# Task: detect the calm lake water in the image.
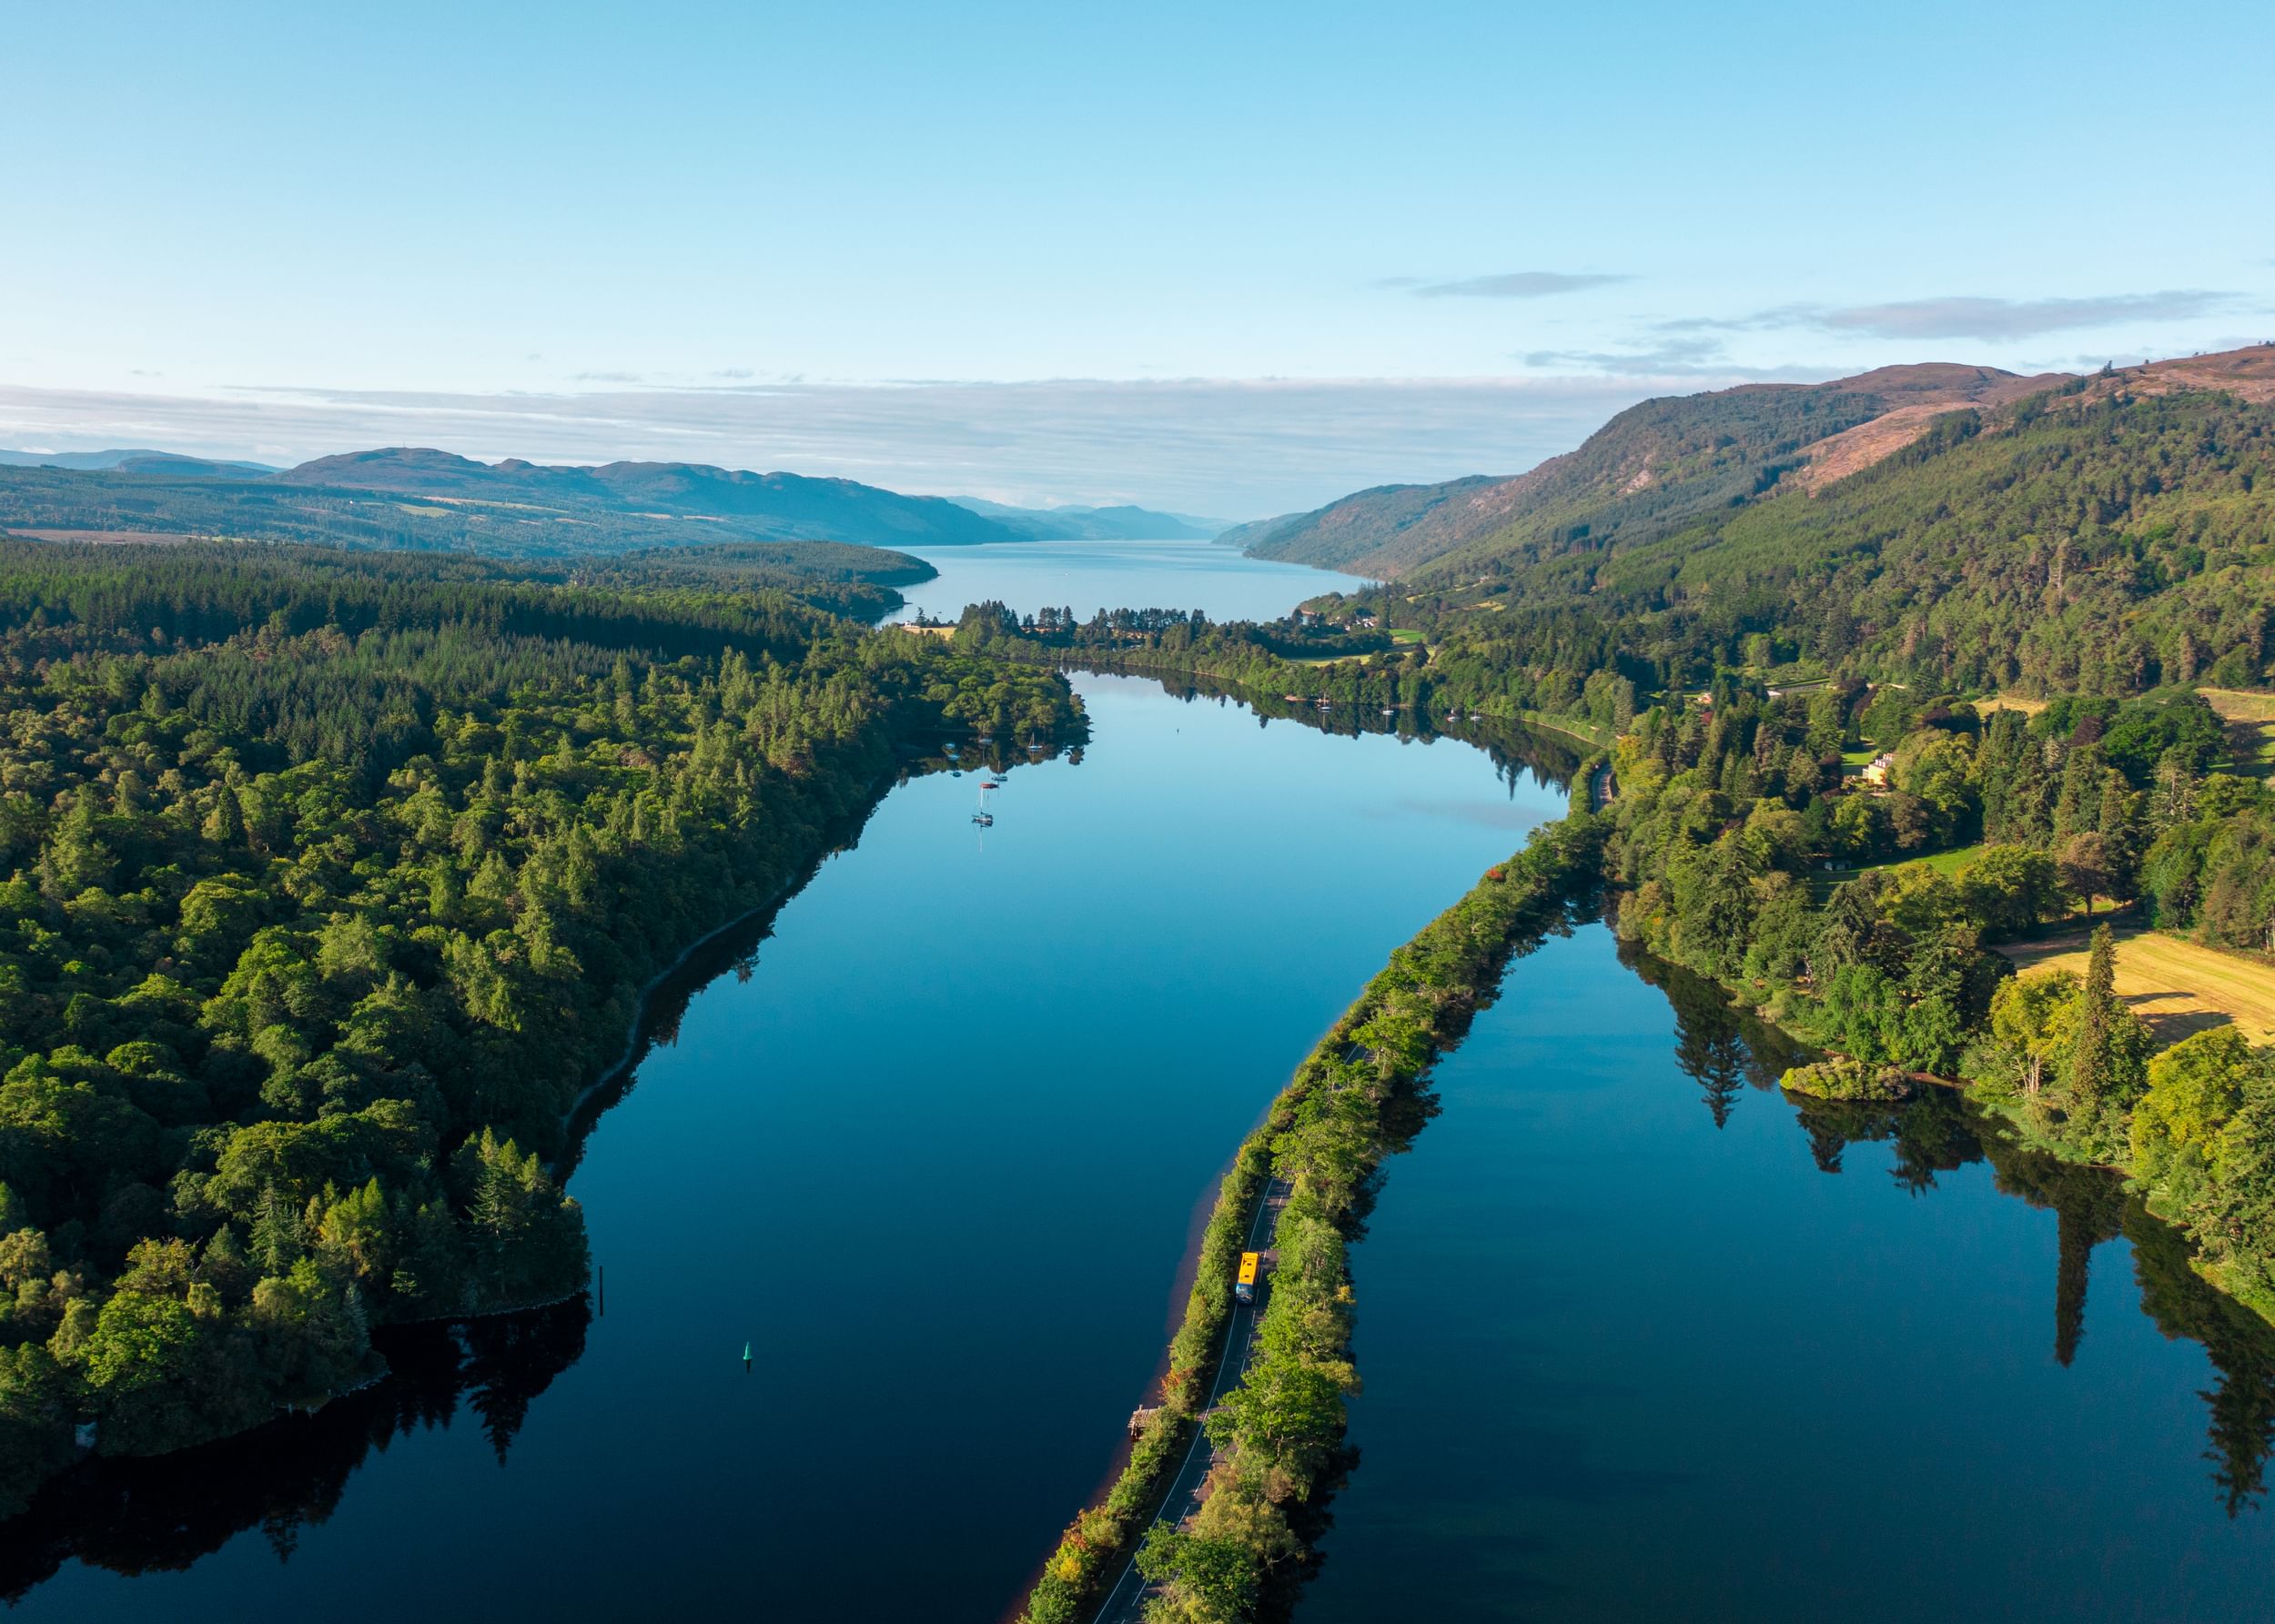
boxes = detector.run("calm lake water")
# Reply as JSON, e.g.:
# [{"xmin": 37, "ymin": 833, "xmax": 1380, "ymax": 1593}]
[
  {"xmin": 1, "ymin": 545, "xmax": 1549, "ymax": 1618},
  {"xmin": 10, "ymin": 540, "xmax": 2275, "ymax": 1620},
  {"xmin": 888, "ymin": 535, "xmax": 1372, "ymax": 625},
  {"xmin": 1303, "ymin": 928, "xmax": 2275, "ymax": 1623}
]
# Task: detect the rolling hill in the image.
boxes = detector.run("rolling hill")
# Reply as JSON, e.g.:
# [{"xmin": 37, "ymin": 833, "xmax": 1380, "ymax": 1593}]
[
  {"xmin": 271, "ymin": 448, "xmax": 1019, "ymax": 547},
  {"xmin": 945, "ymin": 495, "xmax": 1224, "ymax": 540},
  {"xmin": 1359, "ymin": 344, "xmax": 2275, "ymax": 701},
  {"xmin": 1236, "ymin": 362, "xmax": 2070, "ymax": 580},
  {"xmin": 0, "ymin": 446, "xmax": 1222, "ymax": 561},
  {"xmin": 0, "ymin": 448, "xmax": 278, "ymax": 477}
]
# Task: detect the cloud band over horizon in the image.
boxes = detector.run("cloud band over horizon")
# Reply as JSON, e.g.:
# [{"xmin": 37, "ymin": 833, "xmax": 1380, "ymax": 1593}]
[{"xmin": 0, "ymin": 375, "xmax": 1688, "ymax": 519}]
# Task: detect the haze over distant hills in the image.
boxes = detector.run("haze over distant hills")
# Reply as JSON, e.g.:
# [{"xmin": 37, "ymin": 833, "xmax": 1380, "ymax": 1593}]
[
  {"xmin": 0, "ymin": 444, "xmax": 1227, "ymax": 558},
  {"xmin": 945, "ymin": 495, "xmax": 1225, "ymax": 540},
  {"xmin": 0, "ymin": 448, "xmax": 278, "ymax": 478}
]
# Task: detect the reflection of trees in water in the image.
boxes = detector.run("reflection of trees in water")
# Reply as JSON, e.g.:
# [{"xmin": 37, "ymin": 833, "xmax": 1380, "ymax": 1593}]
[
  {"xmin": 1620, "ymin": 946, "xmax": 1804, "ymax": 1130},
  {"xmin": 1983, "ymin": 1144, "xmax": 2130, "ymax": 1370},
  {"xmin": 0, "ymin": 1296, "xmax": 591, "ymax": 1602},
  {"xmin": 1143, "ymin": 673, "xmax": 1583, "ymax": 798},
  {"xmin": 2123, "ymin": 1198, "xmax": 2275, "ymax": 1517},
  {"xmin": 1811, "ymin": 1082, "xmax": 2275, "ymax": 1514},
  {"xmin": 1622, "ymin": 940, "xmax": 2275, "ymax": 1517}
]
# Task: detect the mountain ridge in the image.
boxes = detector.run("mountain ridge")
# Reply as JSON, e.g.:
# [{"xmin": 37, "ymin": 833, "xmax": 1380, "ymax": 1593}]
[
  {"xmin": 1237, "ymin": 359, "xmax": 2084, "ymax": 580},
  {"xmin": 944, "ymin": 495, "xmax": 1225, "ymax": 540}
]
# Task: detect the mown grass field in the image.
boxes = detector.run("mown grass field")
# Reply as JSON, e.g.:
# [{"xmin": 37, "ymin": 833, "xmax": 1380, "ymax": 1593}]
[
  {"xmin": 1999, "ymin": 923, "xmax": 2275, "ymax": 1046},
  {"xmin": 2202, "ymin": 686, "xmax": 2275, "ymax": 778},
  {"xmin": 1811, "ymin": 841, "xmax": 1983, "ymax": 900}
]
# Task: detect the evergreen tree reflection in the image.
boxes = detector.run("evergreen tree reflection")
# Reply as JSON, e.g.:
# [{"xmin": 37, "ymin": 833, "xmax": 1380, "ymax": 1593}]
[
  {"xmin": 1623, "ymin": 939, "xmax": 2275, "ymax": 1516},
  {"xmin": 0, "ymin": 1295, "xmax": 591, "ymax": 1602}
]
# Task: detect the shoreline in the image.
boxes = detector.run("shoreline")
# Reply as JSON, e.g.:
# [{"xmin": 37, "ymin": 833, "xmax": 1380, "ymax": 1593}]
[
  {"xmin": 5, "ymin": 732, "xmax": 1003, "ymax": 1519},
  {"xmin": 1633, "ymin": 914, "xmax": 2275, "ymax": 1331},
  {"xmin": 1013, "ymin": 812, "xmax": 1604, "ymax": 1624}
]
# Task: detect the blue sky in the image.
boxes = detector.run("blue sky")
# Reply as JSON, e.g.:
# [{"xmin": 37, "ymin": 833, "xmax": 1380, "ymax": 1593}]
[{"xmin": 4, "ymin": 0, "xmax": 2270, "ymax": 514}]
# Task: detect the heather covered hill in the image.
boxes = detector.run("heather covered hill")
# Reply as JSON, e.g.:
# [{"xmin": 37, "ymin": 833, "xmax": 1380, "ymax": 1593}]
[
  {"xmin": 1376, "ymin": 348, "xmax": 2275, "ymax": 700},
  {"xmin": 1238, "ymin": 362, "xmax": 2070, "ymax": 580}
]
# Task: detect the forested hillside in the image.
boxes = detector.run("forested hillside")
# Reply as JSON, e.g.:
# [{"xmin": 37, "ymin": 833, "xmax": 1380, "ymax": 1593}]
[
  {"xmin": 0, "ymin": 446, "xmax": 1223, "ymax": 564},
  {"xmin": 1377, "ymin": 365, "xmax": 2275, "ymax": 705},
  {"xmin": 0, "ymin": 460, "xmax": 976, "ymax": 585},
  {"xmin": 274, "ymin": 449, "xmax": 1020, "ymax": 547},
  {"xmin": 1234, "ymin": 362, "xmax": 2059, "ymax": 579},
  {"xmin": 0, "ymin": 541, "xmax": 1077, "ymax": 1513}
]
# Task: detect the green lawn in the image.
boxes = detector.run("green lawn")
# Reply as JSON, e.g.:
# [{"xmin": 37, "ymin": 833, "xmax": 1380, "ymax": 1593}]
[
  {"xmin": 1389, "ymin": 628, "xmax": 1424, "ymax": 645},
  {"xmin": 1810, "ymin": 841, "xmax": 1983, "ymax": 900}
]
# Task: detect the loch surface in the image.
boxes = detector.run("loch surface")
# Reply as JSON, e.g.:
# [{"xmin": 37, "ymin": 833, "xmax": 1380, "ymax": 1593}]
[
  {"xmin": 1300, "ymin": 925, "xmax": 2275, "ymax": 1623},
  {"xmin": 889, "ymin": 535, "xmax": 1372, "ymax": 626},
  {"xmin": 1, "ymin": 540, "xmax": 1558, "ymax": 1619}
]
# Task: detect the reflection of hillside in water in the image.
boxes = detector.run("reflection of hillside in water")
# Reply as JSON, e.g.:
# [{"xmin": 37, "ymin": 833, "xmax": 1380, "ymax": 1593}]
[
  {"xmin": 0, "ymin": 1296, "xmax": 591, "ymax": 1600},
  {"xmin": 1143, "ymin": 670, "xmax": 1586, "ymax": 799},
  {"xmin": 1623, "ymin": 942, "xmax": 2275, "ymax": 1519}
]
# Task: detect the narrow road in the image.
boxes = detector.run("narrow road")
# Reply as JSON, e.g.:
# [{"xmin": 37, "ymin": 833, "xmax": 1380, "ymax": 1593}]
[{"xmin": 1090, "ymin": 1175, "xmax": 1292, "ymax": 1624}]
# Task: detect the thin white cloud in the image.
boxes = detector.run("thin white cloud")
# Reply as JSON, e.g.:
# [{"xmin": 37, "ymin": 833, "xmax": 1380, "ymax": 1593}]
[
  {"xmin": 1821, "ymin": 290, "xmax": 2247, "ymax": 340},
  {"xmin": 1649, "ymin": 291, "xmax": 2252, "ymax": 345},
  {"xmin": 1521, "ymin": 336, "xmax": 1779, "ymax": 378},
  {"xmin": 1406, "ymin": 271, "xmax": 1631, "ymax": 299}
]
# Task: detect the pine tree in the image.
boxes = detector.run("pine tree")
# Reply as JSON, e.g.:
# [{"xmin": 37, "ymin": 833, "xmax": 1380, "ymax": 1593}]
[{"xmin": 251, "ymin": 1183, "xmax": 303, "ymax": 1276}]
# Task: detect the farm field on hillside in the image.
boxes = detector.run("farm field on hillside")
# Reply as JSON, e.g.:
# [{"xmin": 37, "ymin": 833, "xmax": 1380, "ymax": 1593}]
[{"xmin": 1999, "ymin": 924, "xmax": 2275, "ymax": 1046}]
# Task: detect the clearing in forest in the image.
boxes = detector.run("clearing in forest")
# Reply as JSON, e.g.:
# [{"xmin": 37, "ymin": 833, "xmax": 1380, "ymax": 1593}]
[
  {"xmin": 1998, "ymin": 923, "xmax": 2275, "ymax": 1047},
  {"xmin": 2200, "ymin": 687, "xmax": 2275, "ymax": 778}
]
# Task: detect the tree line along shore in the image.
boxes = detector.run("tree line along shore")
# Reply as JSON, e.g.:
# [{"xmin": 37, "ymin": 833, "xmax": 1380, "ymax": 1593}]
[{"xmin": 0, "ymin": 540, "xmax": 1082, "ymax": 1516}]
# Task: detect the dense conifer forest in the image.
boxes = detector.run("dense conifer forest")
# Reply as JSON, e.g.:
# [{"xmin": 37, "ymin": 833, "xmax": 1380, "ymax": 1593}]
[{"xmin": 0, "ymin": 540, "xmax": 1077, "ymax": 1512}]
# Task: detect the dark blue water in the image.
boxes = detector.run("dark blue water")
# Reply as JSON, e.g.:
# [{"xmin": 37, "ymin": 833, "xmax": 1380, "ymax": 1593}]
[
  {"xmin": 3, "ymin": 669, "xmax": 1563, "ymax": 1619},
  {"xmin": 1303, "ymin": 927, "xmax": 2275, "ymax": 1623}
]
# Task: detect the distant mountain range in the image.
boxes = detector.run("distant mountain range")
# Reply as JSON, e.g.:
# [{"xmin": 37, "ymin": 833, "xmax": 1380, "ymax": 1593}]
[
  {"xmin": 0, "ymin": 448, "xmax": 278, "ymax": 477},
  {"xmin": 0, "ymin": 445, "xmax": 1223, "ymax": 557},
  {"xmin": 945, "ymin": 496, "xmax": 1225, "ymax": 540},
  {"xmin": 1223, "ymin": 361, "xmax": 2083, "ymax": 580}
]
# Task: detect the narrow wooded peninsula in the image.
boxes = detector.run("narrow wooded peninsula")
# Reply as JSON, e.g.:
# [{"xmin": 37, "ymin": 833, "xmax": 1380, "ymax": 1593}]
[
  {"xmin": 1017, "ymin": 812, "xmax": 1605, "ymax": 1623},
  {"xmin": 995, "ymin": 355, "xmax": 2275, "ymax": 1623},
  {"xmin": 0, "ymin": 541, "xmax": 1078, "ymax": 1514}
]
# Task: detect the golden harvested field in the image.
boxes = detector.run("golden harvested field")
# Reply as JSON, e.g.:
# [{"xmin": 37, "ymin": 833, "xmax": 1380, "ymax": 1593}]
[
  {"xmin": 2202, "ymin": 687, "xmax": 2275, "ymax": 777},
  {"xmin": 1999, "ymin": 924, "xmax": 2275, "ymax": 1046},
  {"xmin": 1975, "ymin": 693, "xmax": 2047, "ymax": 717},
  {"xmin": 2203, "ymin": 688, "xmax": 2275, "ymax": 722}
]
